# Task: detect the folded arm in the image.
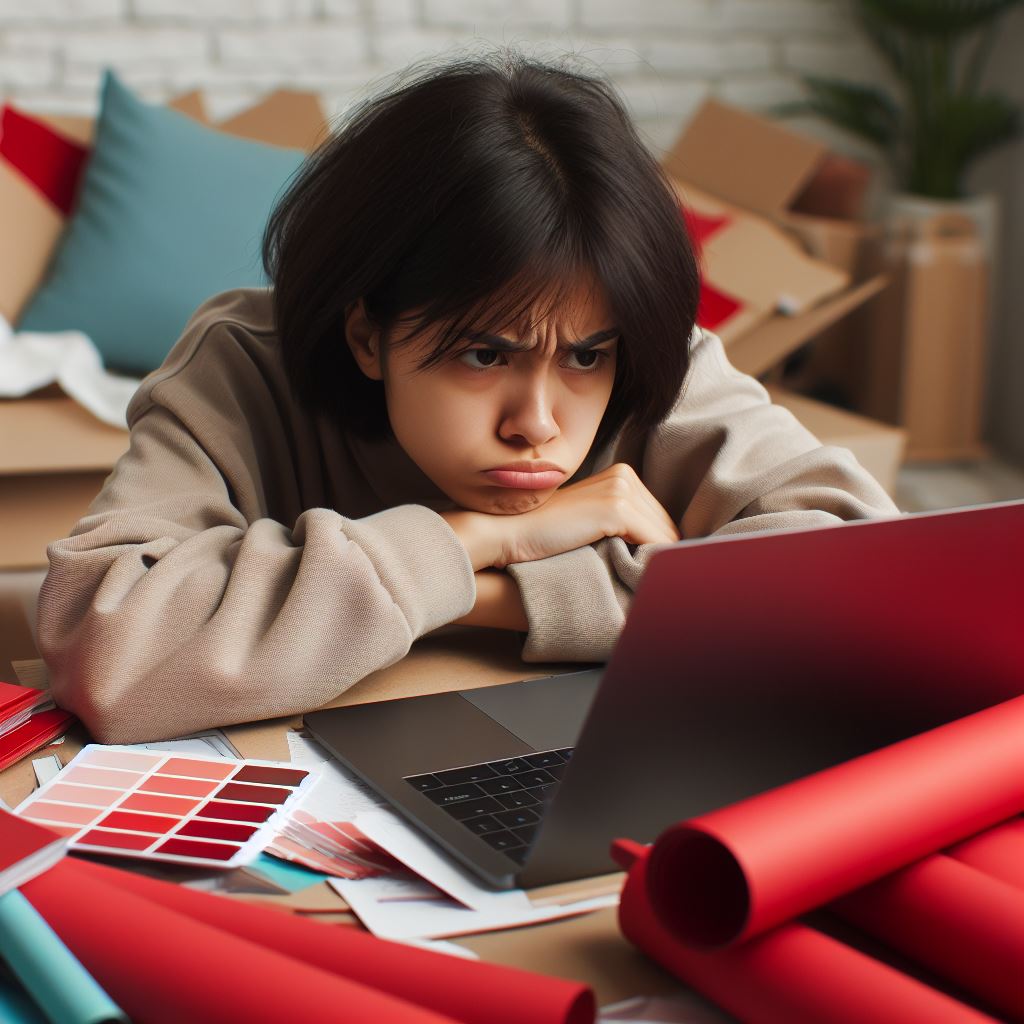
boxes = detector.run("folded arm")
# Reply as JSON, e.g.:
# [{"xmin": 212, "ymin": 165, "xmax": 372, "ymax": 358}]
[{"xmin": 37, "ymin": 405, "xmax": 476, "ymax": 743}]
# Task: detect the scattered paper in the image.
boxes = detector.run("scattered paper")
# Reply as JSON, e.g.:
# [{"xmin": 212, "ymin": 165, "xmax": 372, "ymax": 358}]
[
  {"xmin": 122, "ymin": 728, "xmax": 240, "ymax": 759},
  {"xmin": 599, "ymin": 994, "xmax": 735, "ymax": 1023},
  {"xmin": 11, "ymin": 660, "xmax": 50, "ymax": 691},
  {"xmin": 352, "ymin": 807, "xmax": 534, "ymax": 912},
  {"xmin": 31, "ymin": 755, "xmax": 62, "ymax": 787},
  {"xmin": 285, "ymin": 731, "xmax": 387, "ymax": 820},
  {"xmin": 265, "ymin": 731, "xmax": 398, "ymax": 879},
  {"xmin": 397, "ymin": 937, "xmax": 480, "ymax": 961},
  {"xmin": 330, "ymin": 870, "xmax": 617, "ymax": 941}
]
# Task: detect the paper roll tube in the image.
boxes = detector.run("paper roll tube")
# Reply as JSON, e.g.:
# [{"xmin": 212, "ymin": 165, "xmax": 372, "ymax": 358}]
[
  {"xmin": 0, "ymin": 889, "xmax": 127, "ymax": 1024},
  {"xmin": 52, "ymin": 857, "xmax": 596, "ymax": 1024},
  {"xmin": 829, "ymin": 852, "xmax": 1024, "ymax": 1022},
  {"xmin": 947, "ymin": 817, "xmax": 1024, "ymax": 891},
  {"xmin": 612, "ymin": 839, "xmax": 999, "ymax": 1024},
  {"xmin": 22, "ymin": 864, "xmax": 462, "ymax": 1024},
  {"xmin": 644, "ymin": 695, "xmax": 1024, "ymax": 948}
]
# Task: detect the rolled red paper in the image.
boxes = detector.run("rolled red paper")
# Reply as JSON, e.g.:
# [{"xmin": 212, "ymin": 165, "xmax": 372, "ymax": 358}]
[
  {"xmin": 22, "ymin": 863, "xmax": 460, "ymax": 1024},
  {"xmin": 612, "ymin": 839, "xmax": 998, "ymax": 1024},
  {"xmin": 644, "ymin": 695, "xmax": 1024, "ymax": 948},
  {"xmin": 832, "ymin": 853, "xmax": 1024, "ymax": 1022},
  {"xmin": 947, "ymin": 817, "xmax": 1024, "ymax": 891},
  {"xmin": 43, "ymin": 857, "xmax": 595, "ymax": 1024}
]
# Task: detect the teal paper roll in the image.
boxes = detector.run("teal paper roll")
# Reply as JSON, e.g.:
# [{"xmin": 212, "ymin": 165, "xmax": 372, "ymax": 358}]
[
  {"xmin": 0, "ymin": 978, "xmax": 46, "ymax": 1024},
  {"xmin": 0, "ymin": 890, "xmax": 127, "ymax": 1024}
]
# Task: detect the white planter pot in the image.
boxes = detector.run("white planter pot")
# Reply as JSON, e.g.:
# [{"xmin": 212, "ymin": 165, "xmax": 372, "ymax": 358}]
[{"xmin": 886, "ymin": 191, "xmax": 1000, "ymax": 269}]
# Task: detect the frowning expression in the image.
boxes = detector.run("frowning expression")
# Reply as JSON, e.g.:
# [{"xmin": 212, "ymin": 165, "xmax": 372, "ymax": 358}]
[{"xmin": 346, "ymin": 275, "xmax": 619, "ymax": 514}]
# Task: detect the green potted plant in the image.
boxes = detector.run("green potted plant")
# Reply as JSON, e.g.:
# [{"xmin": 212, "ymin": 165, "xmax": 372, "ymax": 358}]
[{"xmin": 776, "ymin": 0, "xmax": 1022, "ymax": 261}]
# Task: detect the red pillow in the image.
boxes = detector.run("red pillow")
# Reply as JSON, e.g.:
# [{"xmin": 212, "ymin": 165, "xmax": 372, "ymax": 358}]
[{"xmin": 0, "ymin": 104, "xmax": 90, "ymax": 216}]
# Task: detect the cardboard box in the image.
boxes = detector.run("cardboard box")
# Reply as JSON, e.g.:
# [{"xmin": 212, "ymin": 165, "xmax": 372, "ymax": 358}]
[
  {"xmin": 662, "ymin": 98, "xmax": 902, "ymax": 494},
  {"xmin": 0, "ymin": 89, "xmax": 329, "ymax": 570},
  {"xmin": 662, "ymin": 98, "xmax": 889, "ymax": 380}
]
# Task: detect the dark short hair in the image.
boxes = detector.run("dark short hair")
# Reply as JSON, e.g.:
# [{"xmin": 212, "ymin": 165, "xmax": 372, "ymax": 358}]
[{"xmin": 261, "ymin": 47, "xmax": 701, "ymax": 455}]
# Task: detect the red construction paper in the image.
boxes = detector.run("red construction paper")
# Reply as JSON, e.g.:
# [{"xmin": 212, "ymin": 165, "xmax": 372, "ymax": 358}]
[
  {"xmin": 41, "ymin": 857, "xmax": 595, "ymax": 1024},
  {"xmin": 831, "ymin": 852, "xmax": 1024, "ymax": 1022},
  {"xmin": 680, "ymin": 205, "xmax": 731, "ymax": 247},
  {"xmin": 613, "ymin": 839, "xmax": 998, "ymax": 1024},
  {"xmin": 0, "ymin": 808, "xmax": 65, "ymax": 886},
  {"xmin": 0, "ymin": 679, "xmax": 49, "ymax": 724},
  {"xmin": 696, "ymin": 282, "xmax": 743, "ymax": 331},
  {"xmin": 947, "ymin": 817, "xmax": 1024, "ymax": 891},
  {"xmin": 22, "ymin": 862, "xmax": 461, "ymax": 1024},
  {"xmin": 643, "ymin": 695, "xmax": 1024, "ymax": 948},
  {"xmin": 0, "ymin": 104, "xmax": 89, "ymax": 215},
  {"xmin": 0, "ymin": 708, "xmax": 77, "ymax": 773}
]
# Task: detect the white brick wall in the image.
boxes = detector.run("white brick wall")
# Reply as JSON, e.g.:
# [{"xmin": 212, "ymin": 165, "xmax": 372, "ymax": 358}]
[
  {"xmin": 2, "ymin": 0, "xmax": 1023, "ymax": 458},
  {"xmin": 0, "ymin": 0, "xmax": 878, "ymax": 162}
]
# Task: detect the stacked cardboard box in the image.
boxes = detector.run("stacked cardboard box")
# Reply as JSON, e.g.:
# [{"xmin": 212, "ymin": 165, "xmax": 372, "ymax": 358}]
[
  {"xmin": 661, "ymin": 98, "xmax": 905, "ymax": 494},
  {"xmin": 0, "ymin": 94, "xmax": 904, "ymax": 571}
]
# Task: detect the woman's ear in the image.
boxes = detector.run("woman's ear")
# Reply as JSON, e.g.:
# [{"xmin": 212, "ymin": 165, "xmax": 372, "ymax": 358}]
[{"xmin": 344, "ymin": 298, "xmax": 384, "ymax": 381}]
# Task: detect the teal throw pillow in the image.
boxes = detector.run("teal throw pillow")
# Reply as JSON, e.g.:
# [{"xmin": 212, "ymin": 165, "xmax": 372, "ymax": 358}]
[{"xmin": 17, "ymin": 69, "xmax": 306, "ymax": 376}]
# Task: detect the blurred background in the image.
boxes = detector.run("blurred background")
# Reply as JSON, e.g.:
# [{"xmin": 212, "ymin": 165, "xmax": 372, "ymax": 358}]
[{"xmin": 2, "ymin": 0, "xmax": 1023, "ymax": 577}]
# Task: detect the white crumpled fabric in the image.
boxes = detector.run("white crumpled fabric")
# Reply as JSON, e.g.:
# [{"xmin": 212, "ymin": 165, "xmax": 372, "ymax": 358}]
[{"xmin": 0, "ymin": 311, "xmax": 139, "ymax": 430}]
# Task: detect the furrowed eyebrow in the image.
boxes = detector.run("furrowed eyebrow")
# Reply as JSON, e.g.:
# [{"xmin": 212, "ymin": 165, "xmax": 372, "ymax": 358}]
[{"xmin": 461, "ymin": 327, "xmax": 620, "ymax": 352}]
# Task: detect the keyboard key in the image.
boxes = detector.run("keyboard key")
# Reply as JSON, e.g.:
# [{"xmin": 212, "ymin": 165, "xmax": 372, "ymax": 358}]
[
  {"xmin": 510, "ymin": 769, "xmax": 555, "ymax": 789},
  {"xmin": 406, "ymin": 773, "xmax": 444, "ymax": 792},
  {"xmin": 523, "ymin": 751, "xmax": 565, "ymax": 770},
  {"xmin": 480, "ymin": 830, "xmax": 524, "ymax": 852},
  {"xmin": 555, "ymin": 748, "xmax": 574, "ymax": 760},
  {"xmin": 477, "ymin": 776, "xmax": 523, "ymax": 796},
  {"xmin": 522, "ymin": 784, "xmax": 558, "ymax": 805},
  {"xmin": 463, "ymin": 815, "xmax": 505, "ymax": 835},
  {"xmin": 511, "ymin": 823, "xmax": 538, "ymax": 845},
  {"xmin": 490, "ymin": 757, "xmax": 533, "ymax": 775},
  {"xmin": 434, "ymin": 763, "xmax": 498, "ymax": 786},
  {"xmin": 495, "ymin": 790, "xmax": 538, "ymax": 809},
  {"xmin": 545, "ymin": 762, "xmax": 566, "ymax": 780},
  {"xmin": 423, "ymin": 782, "xmax": 485, "ymax": 806},
  {"xmin": 445, "ymin": 796, "xmax": 504, "ymax": 819},
  {"xmin": 494, "ymin": 807, "xmax": 540, "ymax": 829},
  {"xmin": 507, "ymin": 845, "xmax": 530, "ymax": 864}
]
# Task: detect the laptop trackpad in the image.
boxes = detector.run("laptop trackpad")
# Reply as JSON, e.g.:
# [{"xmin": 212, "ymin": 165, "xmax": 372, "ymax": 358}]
[{"xmin": 459, "ymin": 669, "xmax": 603, "ymax": 752}]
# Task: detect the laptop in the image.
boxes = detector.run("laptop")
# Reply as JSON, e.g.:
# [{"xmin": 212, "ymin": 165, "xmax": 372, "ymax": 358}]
[{"xmin": 305, "ymin": 497, "xmax": 1024, "ymax": 890}]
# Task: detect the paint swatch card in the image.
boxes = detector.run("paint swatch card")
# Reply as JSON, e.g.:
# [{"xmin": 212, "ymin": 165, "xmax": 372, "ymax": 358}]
[{"xmin": 14, "ymin": 745, "xmax": 318, "ymax": 869}]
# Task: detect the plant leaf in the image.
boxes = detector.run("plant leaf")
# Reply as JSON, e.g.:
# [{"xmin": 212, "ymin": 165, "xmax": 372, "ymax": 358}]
[
  {"xmin": 858, "ymin": 0, "xmax": 1024, "ymax": 37},
  {"xmin": 777, "ymin": 76, "xmax": 902, "ymax": 149}
]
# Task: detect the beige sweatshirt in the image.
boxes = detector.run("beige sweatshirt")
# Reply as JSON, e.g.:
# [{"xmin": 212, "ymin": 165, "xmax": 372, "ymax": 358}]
[{"xmin": 36, "ymin": 287, "xmax": 901, "ymax": 743}]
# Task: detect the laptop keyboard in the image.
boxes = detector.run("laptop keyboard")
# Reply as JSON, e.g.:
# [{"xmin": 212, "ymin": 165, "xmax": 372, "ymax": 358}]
[{"xmin": 403, "ymin": 747, "xmax": 574, "ymax": 865}]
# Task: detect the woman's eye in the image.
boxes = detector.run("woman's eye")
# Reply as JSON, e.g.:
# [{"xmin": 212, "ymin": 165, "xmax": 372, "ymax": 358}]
[
  {"xmin": 459, "ymin": 348, "xmax": 505, "ymax": 370},
  {"xmin": 568, "ymin": 350, "xmax": 601, "ymax": 370},
  {"xmin": 457, "ymin": 348, "xmax": 610, "ymax": 372}
]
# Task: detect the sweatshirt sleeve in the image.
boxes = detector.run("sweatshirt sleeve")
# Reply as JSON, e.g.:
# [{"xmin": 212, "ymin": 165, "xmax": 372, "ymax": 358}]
[
  {"xmin": 505, "ymin": 327, "xmax": 903, "ymax": 664},
  {"xmin": 36, "ymin": 338, "xmax": 476, "ymax": 745}
]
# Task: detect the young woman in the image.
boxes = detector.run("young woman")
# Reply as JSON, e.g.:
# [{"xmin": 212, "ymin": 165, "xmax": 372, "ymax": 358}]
[{"xmin": 36, "ymin": 51, "xmax": 900, "ymax": 743}]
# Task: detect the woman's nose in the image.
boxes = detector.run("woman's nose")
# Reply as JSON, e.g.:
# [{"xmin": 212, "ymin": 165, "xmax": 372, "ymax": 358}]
[{"xmin": 498, "ymin": 379, "xmax": 560, "ymax": 447}]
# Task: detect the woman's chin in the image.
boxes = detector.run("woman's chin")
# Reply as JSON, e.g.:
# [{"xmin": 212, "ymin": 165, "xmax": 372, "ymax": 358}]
[{"xmin": 469, "ymin": 488, "xmax": 551, "ymax": 516}]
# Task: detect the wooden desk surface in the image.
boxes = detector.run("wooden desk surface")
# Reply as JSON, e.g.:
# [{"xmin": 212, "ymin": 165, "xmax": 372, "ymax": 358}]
[{"xmin": 0, "ymin": 581, "xmax": 689, "ymax": 1008}]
